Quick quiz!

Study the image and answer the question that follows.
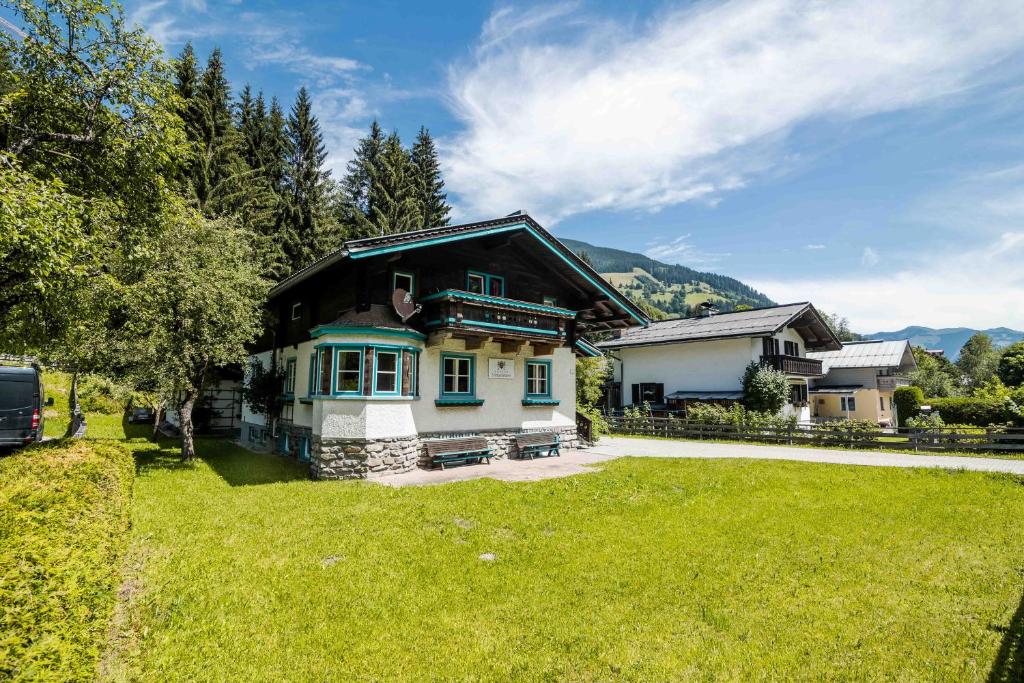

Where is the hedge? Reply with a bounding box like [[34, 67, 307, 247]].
[[927, 396, 1020, 427], [0, 441, 134, 682], [893, 386, 924, 427]]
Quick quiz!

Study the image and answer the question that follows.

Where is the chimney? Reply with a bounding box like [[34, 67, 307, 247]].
[[699, 302, 719, 317]]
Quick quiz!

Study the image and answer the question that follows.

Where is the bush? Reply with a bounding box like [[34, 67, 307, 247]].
[[741, 362, 790, 414], [927, 396, 1020, 427], [0, 440, 134, 681], [893, 386, 924, 427]]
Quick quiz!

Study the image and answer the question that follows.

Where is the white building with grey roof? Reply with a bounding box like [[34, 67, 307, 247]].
[[596, 303, 842, 421]]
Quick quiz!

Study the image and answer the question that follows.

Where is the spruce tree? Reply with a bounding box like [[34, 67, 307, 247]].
[[340, 120, 385, 237], [263, 97, 291, 193], [285, 87, 336, 270], [410, 126, 450, 228], [367, 132, 422, 235], [236, 84, 266, 172]]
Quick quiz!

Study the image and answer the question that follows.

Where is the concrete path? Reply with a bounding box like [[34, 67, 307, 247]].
[[378, 437, 1024, 487], [588, 436, 1024, 475]]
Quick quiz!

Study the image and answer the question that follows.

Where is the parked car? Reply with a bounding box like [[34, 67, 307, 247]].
[[128, 407, 156, 424], [0, 365, 48, 449]]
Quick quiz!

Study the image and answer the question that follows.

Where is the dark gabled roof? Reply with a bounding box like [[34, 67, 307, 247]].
[[267, 213, 649, 326], [597, 302, 841, 350]]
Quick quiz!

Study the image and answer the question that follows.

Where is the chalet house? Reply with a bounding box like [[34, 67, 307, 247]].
[[244, 213, 647, 479], [806, 340, 916, 426], [596, 303, 841, 420]]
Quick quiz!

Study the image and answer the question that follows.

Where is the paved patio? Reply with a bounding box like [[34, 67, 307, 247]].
[[377, 436, 1024, 487]]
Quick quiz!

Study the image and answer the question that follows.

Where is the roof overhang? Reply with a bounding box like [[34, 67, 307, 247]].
[[779, 304, 842, 351], [268, 215, 649, 331]]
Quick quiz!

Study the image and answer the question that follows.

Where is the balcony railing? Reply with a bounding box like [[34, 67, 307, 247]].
[[420, 289, 575, 340], [877, 375, 911, 391], [761, 354, 823, 376]]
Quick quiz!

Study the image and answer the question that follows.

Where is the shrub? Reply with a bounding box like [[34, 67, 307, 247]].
[[0, 441, 134, 681], [741, 362, 790, 414], [684, 403, 733, 424], [928, 396, 1020, 427], [998, 342, 1024, 387], [893, 386, 924, 427], [906, 413, 945, 430]]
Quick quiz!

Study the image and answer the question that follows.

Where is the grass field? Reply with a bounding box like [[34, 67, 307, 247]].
[[97, 439, 1024, 681]]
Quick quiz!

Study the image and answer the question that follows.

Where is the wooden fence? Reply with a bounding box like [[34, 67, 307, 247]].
[[605, 416, 1024, 454]]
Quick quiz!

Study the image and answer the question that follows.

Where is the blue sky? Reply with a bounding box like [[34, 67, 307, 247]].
[[124, 0, 1024, 332]]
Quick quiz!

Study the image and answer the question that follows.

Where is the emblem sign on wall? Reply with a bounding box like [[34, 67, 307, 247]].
[[488, 358, 515, 379]]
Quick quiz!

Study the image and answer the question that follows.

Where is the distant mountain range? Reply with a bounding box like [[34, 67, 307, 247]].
[[865, 326, 1024, 359], [561, 238, 775, 317]]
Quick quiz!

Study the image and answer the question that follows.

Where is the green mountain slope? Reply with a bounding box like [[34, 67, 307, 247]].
[[561, 238, 775, 317]]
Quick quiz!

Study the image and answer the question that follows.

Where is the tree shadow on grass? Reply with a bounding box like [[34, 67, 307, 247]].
[[988, 583, 1024, 682], [133, 436, 308, 486]]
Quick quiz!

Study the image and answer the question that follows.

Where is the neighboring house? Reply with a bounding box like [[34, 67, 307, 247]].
[[597, 303, 841, 421], [245, 213, 647, 479], [806, 340, 917, 426]]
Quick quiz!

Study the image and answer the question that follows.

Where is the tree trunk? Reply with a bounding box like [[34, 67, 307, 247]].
[[180, 391, 197, 461], [151, 401, 164, 441], [64, 372, 83, 438]]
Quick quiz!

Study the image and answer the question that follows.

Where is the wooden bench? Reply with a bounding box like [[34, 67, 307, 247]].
[[515, 431, 560, 460], [424, 436, 492, 470]]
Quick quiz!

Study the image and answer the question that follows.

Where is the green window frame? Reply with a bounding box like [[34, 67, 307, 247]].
[[525, 360, 552, 398], [374, 350, 401, 395], [307, 353, 316, 396], [440, 353, 475, 397], [467, 270, 505, 297], [334, 348, 363, 395], [393, 270, 416, 296], [284, 357, 297, 397]]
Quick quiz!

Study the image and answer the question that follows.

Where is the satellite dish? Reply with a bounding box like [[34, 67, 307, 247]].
[[391, 289, 421, 322]]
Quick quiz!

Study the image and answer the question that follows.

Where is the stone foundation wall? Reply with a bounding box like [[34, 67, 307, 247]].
[[309, 425, 578, 480], [310, 434, 420, 480]]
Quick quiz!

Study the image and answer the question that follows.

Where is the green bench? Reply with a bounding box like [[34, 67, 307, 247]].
[[424, 436, 492, 470], [515, 431, 560, 460]]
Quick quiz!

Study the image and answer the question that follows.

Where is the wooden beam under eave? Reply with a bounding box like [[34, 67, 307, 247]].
[[532, 342, 556, 356], [500, 339, 526, 354], [462, 335, 490, 351], [426, 332, 451, 347]]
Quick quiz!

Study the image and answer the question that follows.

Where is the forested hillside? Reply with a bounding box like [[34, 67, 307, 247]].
[[561, 238, 775, 317]]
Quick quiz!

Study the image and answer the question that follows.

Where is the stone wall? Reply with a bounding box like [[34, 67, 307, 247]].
[[310, 434, 420, 480], [309, 425, 579, 480]]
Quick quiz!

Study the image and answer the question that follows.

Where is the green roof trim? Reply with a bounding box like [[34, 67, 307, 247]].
[[421, 289, 576, 316], [310, 326, 426, 341]]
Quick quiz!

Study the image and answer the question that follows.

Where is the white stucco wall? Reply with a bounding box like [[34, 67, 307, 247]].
[[262, 334, 576, 440], [614, 337, 758, 395]]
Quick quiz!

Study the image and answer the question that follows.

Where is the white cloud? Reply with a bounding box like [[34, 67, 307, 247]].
[[861, 247, 880, 267], [805, 244, 826, 250], [444, 0, 1024, 223], [752, 232, 1024, 331], [645, 234, 729, 265]]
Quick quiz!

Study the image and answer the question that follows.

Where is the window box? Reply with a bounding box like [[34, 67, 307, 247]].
[[435, 398, 485, 407], [522, 398, 560, 406]]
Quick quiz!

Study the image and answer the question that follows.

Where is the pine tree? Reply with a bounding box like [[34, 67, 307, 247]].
[[263, 97, 291, 193], [367, 132, 422, 235], [410, 126, 450, 228], [339, 120, 385, 237], [285, 87, 337, 270], [236, 84, 266, 172]]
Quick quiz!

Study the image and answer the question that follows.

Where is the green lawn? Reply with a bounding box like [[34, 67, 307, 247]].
[[102, 439, 1024, 681]]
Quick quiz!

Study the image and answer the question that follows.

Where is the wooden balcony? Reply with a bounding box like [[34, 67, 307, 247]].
[[420, 289, 574, 347], [761, 354, 823, 377], [877, 375, 911, 391]]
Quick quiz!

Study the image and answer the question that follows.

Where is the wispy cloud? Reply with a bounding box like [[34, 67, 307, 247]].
[[754, 231, 1024, 331], [753, 167, 1024, 330], [644, 234, 730, 266], [861, 247, 880, 267], [444, 0, 1024, 223], [805, 244, 826, 250]]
